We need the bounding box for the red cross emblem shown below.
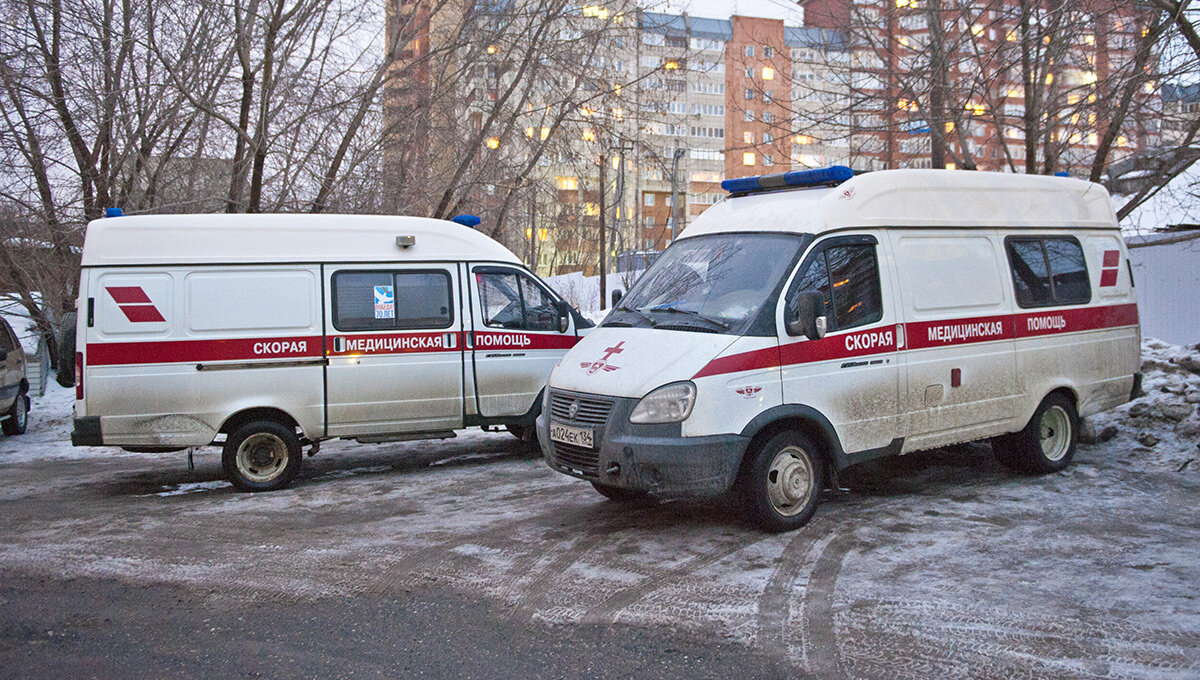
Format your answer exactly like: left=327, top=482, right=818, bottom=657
left=580, top=341, right=625, bottom=375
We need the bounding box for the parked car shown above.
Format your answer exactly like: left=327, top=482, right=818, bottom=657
left=70, top=213, right=591, bottom=491
left=539, top=167, right=1141, bottom=531
left=0, top=316, right=30, bottom=436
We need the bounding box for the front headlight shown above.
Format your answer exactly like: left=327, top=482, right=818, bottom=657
left=629, top=381, right=696, bottom=424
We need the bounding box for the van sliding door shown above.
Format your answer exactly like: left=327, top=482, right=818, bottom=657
left=324, top=264, right=464, bottom=436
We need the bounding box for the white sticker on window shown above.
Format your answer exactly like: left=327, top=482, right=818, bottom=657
left=374, top=285, right=395, bottom=319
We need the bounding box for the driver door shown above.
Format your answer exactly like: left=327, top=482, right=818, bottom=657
left=468, top=265, right=578, bottom=418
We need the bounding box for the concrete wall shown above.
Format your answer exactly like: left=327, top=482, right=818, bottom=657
left=1128, top=237, right=1200, bottom=346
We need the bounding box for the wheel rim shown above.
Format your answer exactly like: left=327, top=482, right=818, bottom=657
left=766, top=445, right=815, bottom=517
left=236, top=433, right=289, bottom=482
left=1039, top=405, right=1072, bottom=461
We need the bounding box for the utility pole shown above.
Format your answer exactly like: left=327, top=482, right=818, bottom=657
left=528, top=184, right=537, bottom=272
left=599, top=152, right=607, bottom=310
left=669, top=147, right=686, bottom=242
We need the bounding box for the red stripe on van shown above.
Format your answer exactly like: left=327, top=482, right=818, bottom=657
left=105, top=286, right=153, bottom=304
left=330, top=331, right=459, bottom=356
left=118, top=304, right=166, bottom=323
left=474, top=331, right=580, bottom=351
left=87, top=335, right=323, bottom=366
left=691, top=303, right=1139, bottom=380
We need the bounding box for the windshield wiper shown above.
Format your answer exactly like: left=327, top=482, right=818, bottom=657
left=645, top=305, right=730, bottom=330
left=608, top=305, right=654, bottom=327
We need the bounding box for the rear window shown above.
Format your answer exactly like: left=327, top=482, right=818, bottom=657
left=1005, top=237, right=1090, bottom=308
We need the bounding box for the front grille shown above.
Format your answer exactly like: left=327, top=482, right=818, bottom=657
left=551, top=442, right=600, bottom=477
left=549, top=391, right=614, bottom=427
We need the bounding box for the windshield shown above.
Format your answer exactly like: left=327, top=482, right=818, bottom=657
left=607, top=233, right=807, bottom=335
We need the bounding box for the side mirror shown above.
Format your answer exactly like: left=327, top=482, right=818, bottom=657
left=611, top=289, right=623, bottom=307
left=785, top=290, right=828, bottom=340
left=556, top=300, right=571, bottom=334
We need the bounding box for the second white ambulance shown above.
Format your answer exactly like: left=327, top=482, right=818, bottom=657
left=538, top=167, right=1141, bottom=531
left=71, top=213, right=590, bottom=490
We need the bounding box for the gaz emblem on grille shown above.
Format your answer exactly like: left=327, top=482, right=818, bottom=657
left=568, top=401, right=580, bottom=419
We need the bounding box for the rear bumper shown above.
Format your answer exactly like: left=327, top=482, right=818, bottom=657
left=538, top=390, right=749, bottom=498
left=71, top=416, right=103, bottom=446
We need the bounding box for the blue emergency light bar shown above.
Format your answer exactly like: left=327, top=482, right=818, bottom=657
left=451, top=214, right=481, bottom=227
left=721, top=165, right=855, bottom=195
left=105, top=207, right=123, bottom=217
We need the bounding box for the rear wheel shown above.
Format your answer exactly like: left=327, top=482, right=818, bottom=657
left=222, top=420, right=302, bottom=492
left=590, top=481, right=649, bottom=502
left=2, top=391, right=28, bottom=436
left=994, top=392, right=1078, bottom=474
left=738, top=430, right=824, bottom=532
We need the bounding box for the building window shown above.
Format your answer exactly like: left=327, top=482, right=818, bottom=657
left=743, top=131, right=754, bottom=143
left=764, top=154, right=773, bottom=166
left=764, top=46, right=774, bottom=58
left=744, top=45, right=754, bottom=56
left=763, top=111, right=774, bottom=123
left=644, top=193, right=655, bottom=206
left=743, top=152, right=756, bottom=166
left=744, top=110, right=755, bottom=121
left=762, top=66, right=774, bottom=80
left=764, top=91, right=774, bottom=103
left=556, top=176, right=578, bottom=190
left=764, top=132, right=773, bottom=143
left=745, top=66, right=753, bottom=78
left=745, top=89, right=754, bottom=100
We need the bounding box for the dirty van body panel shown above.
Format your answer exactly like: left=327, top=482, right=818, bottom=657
left=468, top=264, right=582, bottom=418
left=890, top=231, right=1021, bottom=452
left=1003, top=231, right=1140, bottom=426
left=774, top=233, right=902, bottom=455
left=82, top=266, right=326, bottom=446
left=324, top=263, right=464, bottom=436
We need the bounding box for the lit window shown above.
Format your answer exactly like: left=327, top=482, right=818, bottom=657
left=487, top=45, right=497, bottom=55
left=945, top=122, right=954, bottom=133
left=794, top=134, right=813, bottom=145
left=946, top=162, right=956, bottom=170
left=557, top=176, right=579, bottom=190
left=664, top=61, right=680, bottom=70
left=743, top=152, right=756, bottom=166
left=743, top=131, right=754, bottom=143
left=540, top=127, right=550, bottom=140
left=525, top=127, right=535, bottom=138
left=582, top=5, right=610, bottom=19
left=584, top=203, right=599, bottom=216
left=582, top=128, right=596, bottom=142
left=486, top=137, right=500, bottom=149
left=762, top=67, right=774, bottom=80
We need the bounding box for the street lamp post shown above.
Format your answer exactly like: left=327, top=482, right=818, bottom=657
left=669, top=147, right=686, bottom=242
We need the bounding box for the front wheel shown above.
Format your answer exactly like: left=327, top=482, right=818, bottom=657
left=2, top=392, right=28, bottom=436
left=738, top=431, right=825, bottom=532
left=994, top=392, right=1078, bottom=474
left=222, top=421, right=303, bottom=492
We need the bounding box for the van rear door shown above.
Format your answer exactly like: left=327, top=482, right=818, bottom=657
left=467, top=265, right=578, bottom=418
left=324, top=264, right=464, bottom=435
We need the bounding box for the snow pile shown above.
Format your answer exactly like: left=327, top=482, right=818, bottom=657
left=544, top=269, right=644, bottom=317
left=1090, top=339, right=1200, bottom=471
left=1118, top=160, right=1200, bottom=237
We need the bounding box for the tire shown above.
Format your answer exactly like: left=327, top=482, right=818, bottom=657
left=221, top=420, right=303, bottom=492
left=56, top=312, right=77, bottom=388
left=506, top=424, right=526, bottom=440
left=590, top=481, right=649, bottom=502
left=738, top=430, right=825, bottom=532
left=2, top=391, right=29, bottom=436
left=994, top=392, right=1078, bottom=474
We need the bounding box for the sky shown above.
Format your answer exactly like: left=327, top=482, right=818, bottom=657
left=653, top=0, right=806, bottom=25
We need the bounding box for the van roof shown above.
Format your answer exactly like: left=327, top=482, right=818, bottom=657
left=80, top=214, right=522, bottom=267
left=682, top=169, right=1118, bottom=239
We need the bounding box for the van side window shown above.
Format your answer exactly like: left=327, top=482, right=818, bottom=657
left=332, top=270, right=452, bottom=331
left=1005, top=237, right=1090, bottom=307
left=477, top=270, right=557, bottom=331
left=792, top=243, right=883, bottom=332
left=0, top=321, right=14, bottom=352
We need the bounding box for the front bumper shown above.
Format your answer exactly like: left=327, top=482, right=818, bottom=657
left=538, top=389, right=750, bottom=498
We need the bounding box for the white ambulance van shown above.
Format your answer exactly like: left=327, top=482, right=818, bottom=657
left=537, top=167, right=1141, bottom=531
left=70, top=213, right=591, bottom=490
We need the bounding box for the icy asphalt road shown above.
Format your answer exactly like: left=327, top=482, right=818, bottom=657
left=2, top=348, right=1199, bottom=679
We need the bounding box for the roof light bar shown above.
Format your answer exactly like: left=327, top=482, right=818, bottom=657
left=450, top=214, right=481, bottom=227
left=721, top=165, right=855, bottom=195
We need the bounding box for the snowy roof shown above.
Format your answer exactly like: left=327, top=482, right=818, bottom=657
left=1119, top=160, right=1200, bottom=238
left=1162, top=82, right=1200, bottom=103
left=0, top=297, right=42, bottom=354
left=80, top=214, right=521, bottom=267
left=683, top=169, right=1118, bottom=238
